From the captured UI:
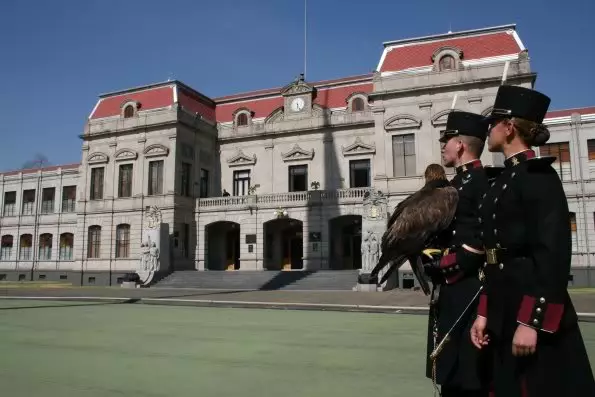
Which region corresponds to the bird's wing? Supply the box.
[381,185,458,251]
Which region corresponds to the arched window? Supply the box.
[39,233,53,260]
[351,97,365,112]
[87,226,101,258]
[115,224,130,258]
[236,113,248,127]
[59,233,74,260]
[1,235,13,260]
[124,105,135,118]
[19,234,32,261]
[439,55,455,71]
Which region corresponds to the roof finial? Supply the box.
[448,21,452,34]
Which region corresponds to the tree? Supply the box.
[22,153,50,169]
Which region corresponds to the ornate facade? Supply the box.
[1,24,595,286]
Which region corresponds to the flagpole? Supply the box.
[304,0,307,79]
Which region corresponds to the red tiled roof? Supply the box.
[1,163,80,177]
[91,86,174,119]
[545,107,595,119]
[379,31,521,72]
[178,87,216,122]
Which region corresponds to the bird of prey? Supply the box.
[358,165,458,294]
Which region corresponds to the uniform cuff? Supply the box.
[517,295,564,333]
[477,293,488,317]
[438,253,463,284]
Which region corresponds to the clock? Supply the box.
[290,97,305,112]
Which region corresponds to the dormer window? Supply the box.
[439,55,455,71]
[346,93,368,113]
[237,113,248,126]
[351,97,365,112]
[124,105,135,118]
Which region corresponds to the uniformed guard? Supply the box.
[470,85,595,397]
[424,111,491,397]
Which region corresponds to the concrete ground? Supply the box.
[1,299,593,397]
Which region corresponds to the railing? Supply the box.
[198,187,373,210]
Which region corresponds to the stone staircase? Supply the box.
[153,270,360,291]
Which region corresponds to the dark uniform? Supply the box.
[425,112,491,397]
[478,85,595,397]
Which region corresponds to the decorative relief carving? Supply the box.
[114,148,138,161]
[227,149,257,167]
[342,137,376,157]
[384,114,422,131]
[143,144,169,158]
[431,109,464,127]
[281,74,314,96]
[87,152,109,164]
[281,144,315,162]
[265,107,284,124]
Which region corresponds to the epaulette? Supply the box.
[526,156,556,171]
[483,165,505,181]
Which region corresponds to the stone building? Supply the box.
[1,24,594,287]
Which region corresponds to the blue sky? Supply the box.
[0,0,593,171]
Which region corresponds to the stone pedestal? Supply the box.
[136,207,170,286]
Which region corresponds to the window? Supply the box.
[118,164,133,198]
[570,212,577,251]
[41,187,55,214]
[349,159,371,188]
[288,165,308,192]
[233,170,251,196]
[200,169,209,198]
[439,55,455,71]
[148,160,164,195]
[588,139,595,160]
[59,233,74,260]
[115,224,130,258]
[237,113,248,126]
[540,142,571,181]
[22,189,35,215]
[124,105,135,118]
[62,186,76,212]
[351,97,365,112]
[39,233,52,260]
[3,191,16,216]
[90,167,105,200]
[87,226,101,258]
[392,134,416,177]
[19,234,32,260]
[180,162,192,197]
[1,235,13,260]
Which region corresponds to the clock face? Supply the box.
[290,97,305,112]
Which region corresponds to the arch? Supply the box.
[431,46,463,72]
[124,105,135,118]
[328,215,363,270]
[120,100,141,118]
[1,235,13,260]
[59,233,74,260]
[205,221,240,270]
[143,144,169,158]
[116,224,130,258]
[87,151,109,165]
[263,218,303,270]
[114,148,138,161]
[384,113,422,131]
[87,225,101,258]
[265,106,284,124]
[38,233,53,261]
[19,234,32,261]
[431,108,465,127]
[236,113,248,127]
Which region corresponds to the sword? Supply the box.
[429,285,483,361]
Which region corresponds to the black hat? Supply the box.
[484,85,551,124]
[439,111,488,143]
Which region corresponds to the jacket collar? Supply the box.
[455,159,482,175]
[504,149,536,168]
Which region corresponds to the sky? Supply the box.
[0,0,593,171]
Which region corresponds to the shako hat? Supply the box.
[484,85,551,124]
[439,111,489,143]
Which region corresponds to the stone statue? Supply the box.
[370,233,379,268]
[149,242,160,271]
[361,230,371,271]
[145,206,162,230]
[140,242,150,270]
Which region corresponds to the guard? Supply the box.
[470,85,595,397]
[424,111,491,397]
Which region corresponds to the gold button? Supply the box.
[483,262,487,268]
[499,263,504,270]
[533,319,539,325]
[536,308,542,314]
[478,217,482,223]
[539,297,546,304]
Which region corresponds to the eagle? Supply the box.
[358,164,458,294]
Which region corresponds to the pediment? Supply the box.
[384,113,422,131]
[281,144,314,162]
[431,108,464,127]
[143,144,169,158]
[227,149,257,167]
[281,75,314,96]
[342,137,376,157]
[114,148,138,161]
[265,107,284,124]
[87,152,109,165]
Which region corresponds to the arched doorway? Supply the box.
[263,218,303,270]
[205,221,240,270]
[328,215,362,270]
